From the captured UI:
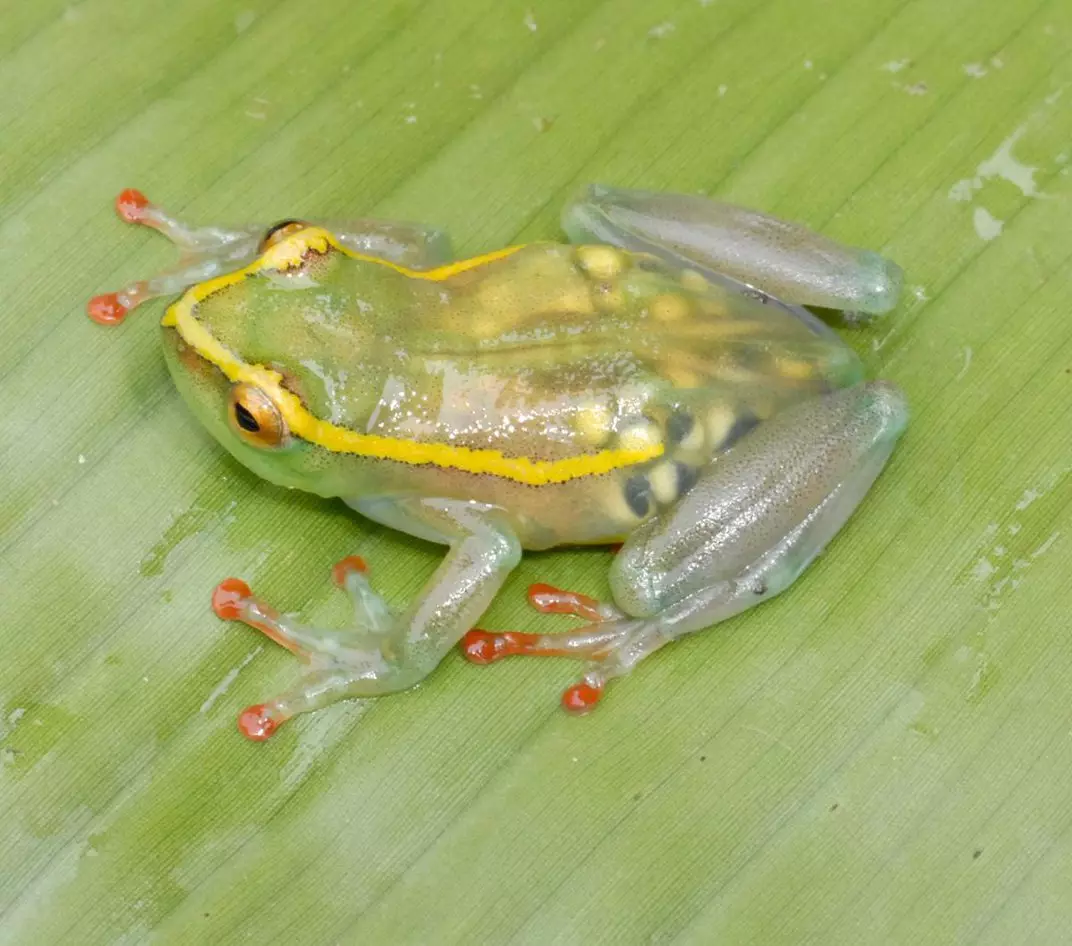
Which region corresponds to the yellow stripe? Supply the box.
[163,227,663,486]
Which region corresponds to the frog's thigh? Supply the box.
[609,381,908,642]
[325,219,454,268]
[562,184,903,316]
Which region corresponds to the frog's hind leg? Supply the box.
[462,382,909,714]
[563,184,903,319]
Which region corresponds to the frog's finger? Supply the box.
[111,188,258,252]
[330,555,393,634]
[210,576,382,659]
[87,256,232,325]
[236,666,380,741]
[211,578,307,656]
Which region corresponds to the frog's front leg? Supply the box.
[87,189,452,324]
[563,184,903,318]
[462,382,908,712]
[213,498,520,739]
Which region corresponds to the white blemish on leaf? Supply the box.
[200,646,263,714]
[971,558,996,581]
[973,206,1004,241]
[955,346,973,380]
[1015,488,1041,511]
[234,10,256,34]
[871,326,897,351]
[718,84,728,97]
[524,10,537,31]
[963,62,988,78]
[1032,531,1060,558]
[950,124,1044,201]
[882,59,910,73]
[648,21,676,39]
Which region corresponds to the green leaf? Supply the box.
[1,0,1070,942]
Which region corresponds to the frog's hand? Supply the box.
[563,185,903,318]
[212,499,521,740]
[461,382,908,712]
[87,191,454,325]
[88,189,264,325]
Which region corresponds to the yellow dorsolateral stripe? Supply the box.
[162,227,663,486]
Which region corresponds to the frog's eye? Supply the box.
[259,219,308,251]
[228,383,288,448]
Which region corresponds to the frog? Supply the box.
[88,184,908,740]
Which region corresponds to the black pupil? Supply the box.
[234,403,260,432]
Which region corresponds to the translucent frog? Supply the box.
[89,185,908,739]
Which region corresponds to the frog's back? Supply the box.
[336,243,863,545]
[370,243,859,461]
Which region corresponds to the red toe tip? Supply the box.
[331,555,368,588]
[87,292,129,325]
[238,704,279,741]
[460,630,499,664]
[115,188,150,223]
[562,681,603,714]
[212,578,252,620]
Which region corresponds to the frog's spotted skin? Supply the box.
[90,186,907,739]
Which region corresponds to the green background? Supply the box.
[1,0,1070,942]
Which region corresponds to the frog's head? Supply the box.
[87,190,386,497]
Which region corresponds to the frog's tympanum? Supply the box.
[90,185,907,739]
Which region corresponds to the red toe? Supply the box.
[460,629,500,664]
[331,555,368,588]
[562,681,603,714]
[115,188,150,223]
[212,578,252,621]
[87,292,129,325]
[237,704,281,741]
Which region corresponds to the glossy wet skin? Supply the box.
[90,186,908,738]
